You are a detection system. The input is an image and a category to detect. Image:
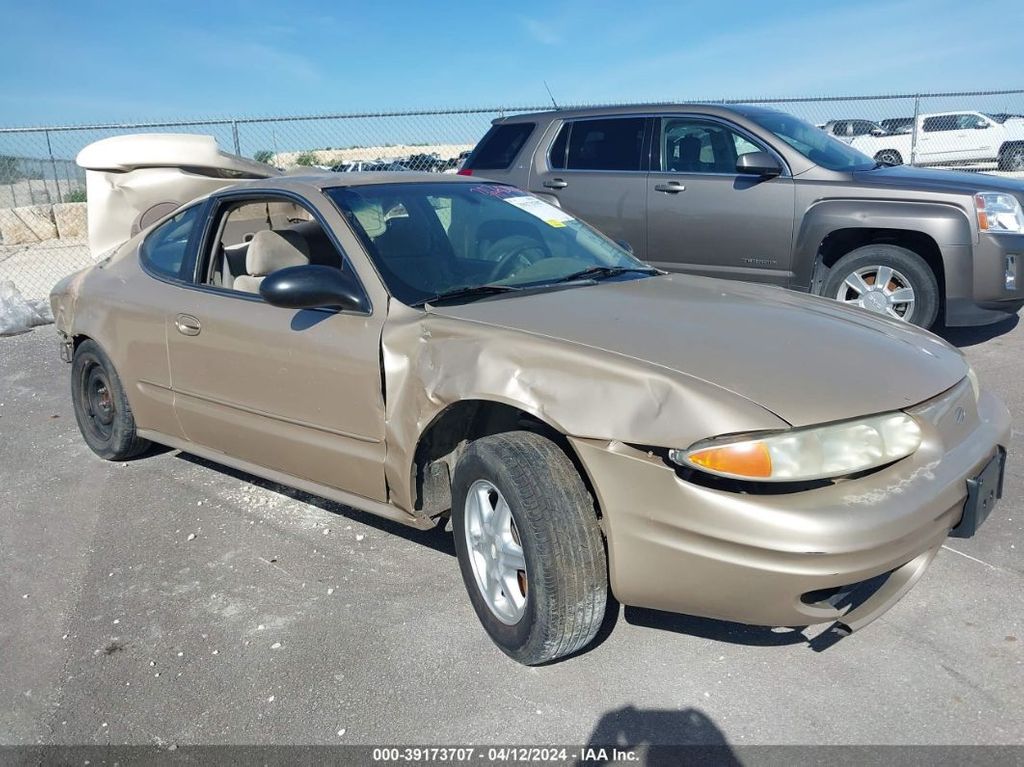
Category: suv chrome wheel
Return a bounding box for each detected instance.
[1004,147,1024,172]
[834,265,916,321]
[463,479,528,625]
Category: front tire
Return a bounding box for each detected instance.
[821,244,940,328]
[451,431,607,665]
[71,339,150,460]
[998,144,1024,172]
[874,149,903,166]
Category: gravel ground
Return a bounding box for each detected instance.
[0,319,1022,749]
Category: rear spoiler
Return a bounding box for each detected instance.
[76,133,281,257]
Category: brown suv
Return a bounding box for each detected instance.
[461,104,1024,328]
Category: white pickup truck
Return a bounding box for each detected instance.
[850,111,1024,171]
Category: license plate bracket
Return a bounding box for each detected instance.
[950,448,1005,538]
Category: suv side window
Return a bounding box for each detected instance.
[659,117,766,174]
[466,123,535,170]
[923,115,958,132]
[140,204,203,280]
[958,113,987,130]
[559,117,646,171]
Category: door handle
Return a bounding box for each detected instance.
[543,178,568,189]
[175,314,201,336]
[654,182,686,193]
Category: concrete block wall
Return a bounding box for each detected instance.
[0,202,87,245]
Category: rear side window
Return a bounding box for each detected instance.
[923,115,957,132]
[559,118,646,171]
[140,204,203,279]
[466,123,535,170]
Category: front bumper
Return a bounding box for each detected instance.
[569,382,1010,629]
[946,233,1024,326]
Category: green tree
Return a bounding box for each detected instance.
[253,149,275,164]
[294,151,319,167]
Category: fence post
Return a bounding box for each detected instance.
[45,129,62,204]
[910,95,921,166]
[232,120,241,156]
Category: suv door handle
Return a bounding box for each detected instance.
[543,178,568,189]
[654,182,686,193]
[175,314,202,336]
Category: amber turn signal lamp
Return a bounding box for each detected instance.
[686,441,773,479]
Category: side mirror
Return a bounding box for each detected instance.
[615,239,634,254]
[870,128,886,136]
[975,121,990,130]
[260,264,368,312]
[736,152,782,177]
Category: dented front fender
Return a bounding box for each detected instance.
[381,302,788,512]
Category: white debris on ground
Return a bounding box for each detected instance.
[0,280,53,335]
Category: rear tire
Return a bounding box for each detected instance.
[998,144,1024,172]
[874,149,903,166]
[71,339,150,460]
[451,431,607,665]
[821,244,940,328]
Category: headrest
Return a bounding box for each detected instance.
[677,135,701,156]
[245,229,310,276]
[348,199,386,238]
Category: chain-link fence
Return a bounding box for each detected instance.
[2,89,1023,302]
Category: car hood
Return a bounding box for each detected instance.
[852,164,1024,197]
[427,274,967,427]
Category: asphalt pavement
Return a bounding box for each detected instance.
[1,318,1022,749]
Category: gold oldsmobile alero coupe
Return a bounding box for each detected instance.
[51,134,1009,664]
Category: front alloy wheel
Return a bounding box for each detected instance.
[821,244,939,328]
[834,264,916,321]
[999,146,1024,172]
[463,479,528,625]
[451,431,608,665]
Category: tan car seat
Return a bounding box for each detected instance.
[233,229,310,294]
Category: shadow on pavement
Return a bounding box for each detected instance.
[624,606,811,647]
[624,607,852,653]
[175,452,456,557]
[937,314,1017,348]
[579,705,740,765]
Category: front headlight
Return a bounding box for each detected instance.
[668,412,922,483]
[975,191,1024,234]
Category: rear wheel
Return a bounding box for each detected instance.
[998,144,1024,172]
[71,340,150,460]
[874,149,903,166]
[451,431,607,665]
[821,244,939,328]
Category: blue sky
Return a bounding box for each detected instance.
[0,0,1022,126]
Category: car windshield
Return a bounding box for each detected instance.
[746,110,876,171]
[327,182,652,305]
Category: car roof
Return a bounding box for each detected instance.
[220,171,485,195]
[492,102,789,123]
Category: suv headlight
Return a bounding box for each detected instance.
[668,412,922,482]
[975,192,1024,234]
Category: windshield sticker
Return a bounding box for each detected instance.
[470,184,520,198]
[502,195,575,228]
